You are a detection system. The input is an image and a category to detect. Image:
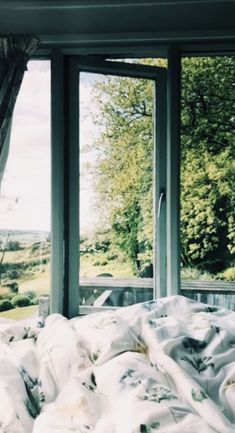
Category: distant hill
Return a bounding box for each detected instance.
[0,229,50,246]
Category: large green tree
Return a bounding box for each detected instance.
[181,57,235,271]
[92,71,155,276]
[91,56,235,274]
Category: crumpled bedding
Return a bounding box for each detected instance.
[0,295,235,433]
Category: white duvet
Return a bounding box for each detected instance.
[0,295,235,433]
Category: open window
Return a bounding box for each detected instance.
[53,57,167,316]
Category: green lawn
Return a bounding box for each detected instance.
[80,254,134,278]
[0,305,38,320]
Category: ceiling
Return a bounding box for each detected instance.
[0,1,234,53]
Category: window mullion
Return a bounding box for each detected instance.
[166,46,181,296]
[155,68,167,299]
[50,49,65,315]
[66,57,80,318]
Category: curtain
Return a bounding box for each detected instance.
[0,34,39,188]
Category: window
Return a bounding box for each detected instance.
[79,69,156,307]
[0,60,51,319]
[180,56,235,310]
[51,57,167,316]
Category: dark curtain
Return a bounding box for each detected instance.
[0,34,39,186]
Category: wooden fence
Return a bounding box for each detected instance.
[78,277,235,313]
[39,278,235,316]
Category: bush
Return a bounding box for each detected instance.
[11,295,31,308]
[0,287,11,300]
[4,281,18,294]
[93,259,108,266]
[181,267,216,281]
[5,240,21,251]
[6,269,20,280]
[25,291,37,300]
[25,291,39,305]
[30,297,39,305]
[223,267,235,281]
[0,299,14,312]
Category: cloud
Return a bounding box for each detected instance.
[0,60,51,231]
[0,61,101,232]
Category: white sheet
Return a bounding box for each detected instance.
[0,295,235,433]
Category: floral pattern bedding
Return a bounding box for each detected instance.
[0,295,235,433]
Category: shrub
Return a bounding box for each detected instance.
[0,287,11,300]
[25,291,39,305]
[223,267,235,281]
[29,297,39,305]
[181,267,216,281]
[93,259,108,266]
[6,269,20,280]
[5,240,21,251]
[4,281,18,294]
[25,291,37,300]
[11,295,31,308]
[0,299,14,312]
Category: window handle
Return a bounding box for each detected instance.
[157,191,165,219]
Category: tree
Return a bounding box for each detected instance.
[91,68,156,276]
[0,233,9,284]
[181,56,235,271]
[90,56,235,274]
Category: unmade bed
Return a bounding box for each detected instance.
[0,295,235,433]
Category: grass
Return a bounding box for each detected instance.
[19,269,50,294]
[0,305,38,320]
[80,254,135,278]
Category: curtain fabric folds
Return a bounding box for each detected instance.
[0,34,39,188]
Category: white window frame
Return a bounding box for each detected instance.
[50,49,181,318]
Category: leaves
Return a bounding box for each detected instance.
[139,385,176,403]
[92,68,156,275]
[82,372,97,392]
[181,355,214,373]
[182,337,207,353]
[120,368,135,382]
[91,372,97,388]
[180,56,235,270]
[140,422,160,432]
[191,388,208,402]
[90,56,235,273]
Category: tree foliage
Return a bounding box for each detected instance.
[92,67,156,276]
[181,57,235,271]
[91,56,235,274]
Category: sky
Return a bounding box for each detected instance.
[0,61,97,233]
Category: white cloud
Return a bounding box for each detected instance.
[0,62,103,233]
[0,61,51,232]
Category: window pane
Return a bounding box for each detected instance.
[0,60,51,319]
[180,56,235,310]
[79,70,155,308]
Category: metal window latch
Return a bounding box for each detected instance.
[157,191,165,219]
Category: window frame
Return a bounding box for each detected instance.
[33,43,234,318]
[50,53,173,317]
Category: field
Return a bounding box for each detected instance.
[0,305,38,320]
[0,230,50,319]
[1,230,234,320]
[0,229,136,320]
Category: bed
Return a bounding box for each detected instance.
[0,295,235,433]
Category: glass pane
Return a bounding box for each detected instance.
[180,56,235,310]
[79,71,155,307]
[0,60,51,319]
